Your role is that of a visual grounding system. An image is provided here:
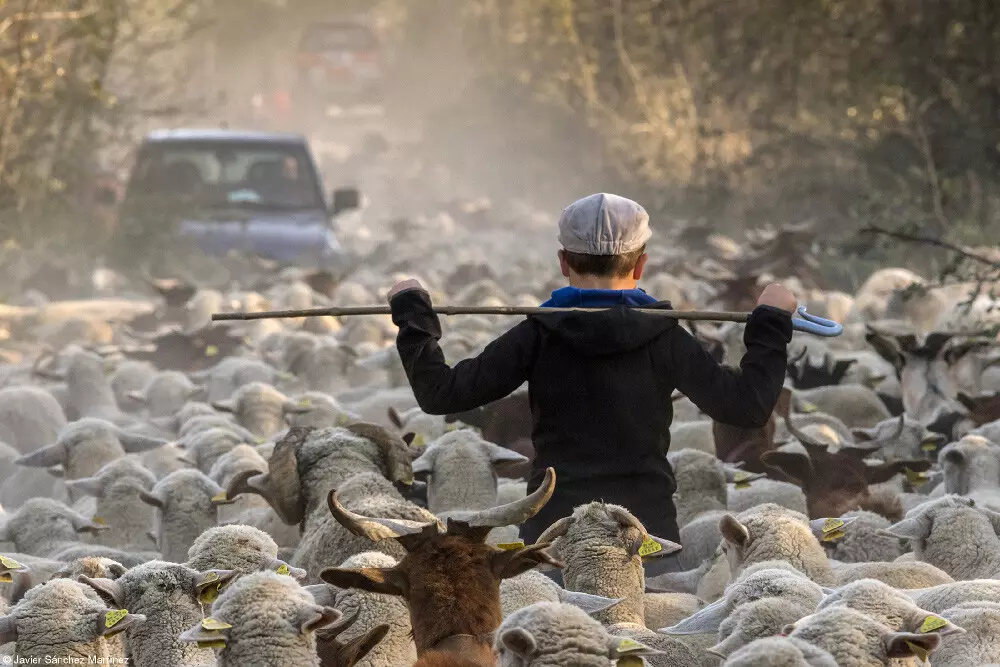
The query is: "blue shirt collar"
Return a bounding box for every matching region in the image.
[540,285,660,308]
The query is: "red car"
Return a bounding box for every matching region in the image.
[294,20,384,109]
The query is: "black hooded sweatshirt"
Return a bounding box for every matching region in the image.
[389,289,792,543]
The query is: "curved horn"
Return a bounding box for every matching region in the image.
[326,488,438,541]
[344,422,413,484]
[536,516,574,545]
[782,412,827,450]
[248,428,309,525]
[462,467,556,529]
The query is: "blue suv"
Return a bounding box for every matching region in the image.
[116,129,357,271]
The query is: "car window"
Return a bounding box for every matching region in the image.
[128,142,324,211]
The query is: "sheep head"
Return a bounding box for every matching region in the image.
[223,426,309,525]
[319,468,562,659]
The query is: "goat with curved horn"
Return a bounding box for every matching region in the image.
[326,488,441,542]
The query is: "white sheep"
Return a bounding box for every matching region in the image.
[63,457,158,550]
[139,469,228,562]
[932,601,1000,666]
[178,570,344,666]
[495,601,661,666]
[185,524,305,581]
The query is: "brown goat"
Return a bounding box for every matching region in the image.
[760,414,928,521]
[320,468,562,667]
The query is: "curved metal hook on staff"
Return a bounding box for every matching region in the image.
[212,304,843,337]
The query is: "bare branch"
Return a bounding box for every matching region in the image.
[859,226,1000,269]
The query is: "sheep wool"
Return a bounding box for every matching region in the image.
[932,601,1000,667]
[0,578,143,662]
[78,560,237,667]
[186,524,306,581]
[494,601,659,666]
[140,469,227,562]
[721,636,838,667]
[181,570,343,667]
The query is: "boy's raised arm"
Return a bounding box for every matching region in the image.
[665,288,794,428]
[388,285,536,415]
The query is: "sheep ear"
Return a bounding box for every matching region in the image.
[319,567,406,597]
[78,576,125,608]
[631,534,682,560]
[880,517,929,541]
[809,516,858,542]
[126,391,147,405]
[759,451,812,485]
[483,442,530,466]
[884,631,942,661]
[411,447,436,474]
[47,466,65,478]
[499,627,537,660]
[108,564,127,579]
[65,477,103,498]
[852,426,880,442]
[212,399,237,413]
[558,591,625,616]
[15,444,66,468]
[303,584,337,608]
[658,597,728,634]
[905,611,966,637]
[298,605,343,634]
[97,609,145,638]
[608,635,660,659]
[178,620,230,646]
[116,431,168,454]
[330,624,389,666]
[73,513,108,534]
[719,515,750,548]
[139,491,165,509]
[0,616,16,644]
[864,460,931,485]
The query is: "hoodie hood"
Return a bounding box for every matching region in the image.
[532,286,679,356]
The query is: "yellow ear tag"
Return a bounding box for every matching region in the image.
[243,337,253,346]
[733,472,753,490]
[92,516,106,526]
[198,639,227,650]
[822,529,846,542]
[204,346,219,357]
[922,441,938,452]
[202,617,232,631]
[905,468,929,485]
[336,414,349,426]
[444,423,458,433]
[822,518,844,533]
[800,402,818,413]
[919,615,947,633]
[398,476,413,486]
[276,563,290,576]
[105,609,128,628]
[497,542,525,551]
[298,398,312,408]
[0,556,24,570]
[254,437,266,444]
[617,638,644,653]
[905,640,929,662]
[199,584,221,604]
[638,537,662,557]
[211,492,228,503]
[412,434,425,448]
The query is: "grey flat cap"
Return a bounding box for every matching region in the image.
[558,193,652,256]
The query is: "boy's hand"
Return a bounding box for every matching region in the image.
[387,279,425,302]
[756,283,798,314]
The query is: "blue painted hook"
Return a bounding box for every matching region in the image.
[791,307,843,337]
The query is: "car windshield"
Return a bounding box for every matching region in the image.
[127,141,325,211]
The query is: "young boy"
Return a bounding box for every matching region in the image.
[386,193,795,550]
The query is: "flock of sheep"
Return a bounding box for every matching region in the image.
[0,207,997,666]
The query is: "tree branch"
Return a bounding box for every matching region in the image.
[859,225,1000,268]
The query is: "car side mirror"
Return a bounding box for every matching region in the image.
[95,187,118,206]
[331,187,361,216]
